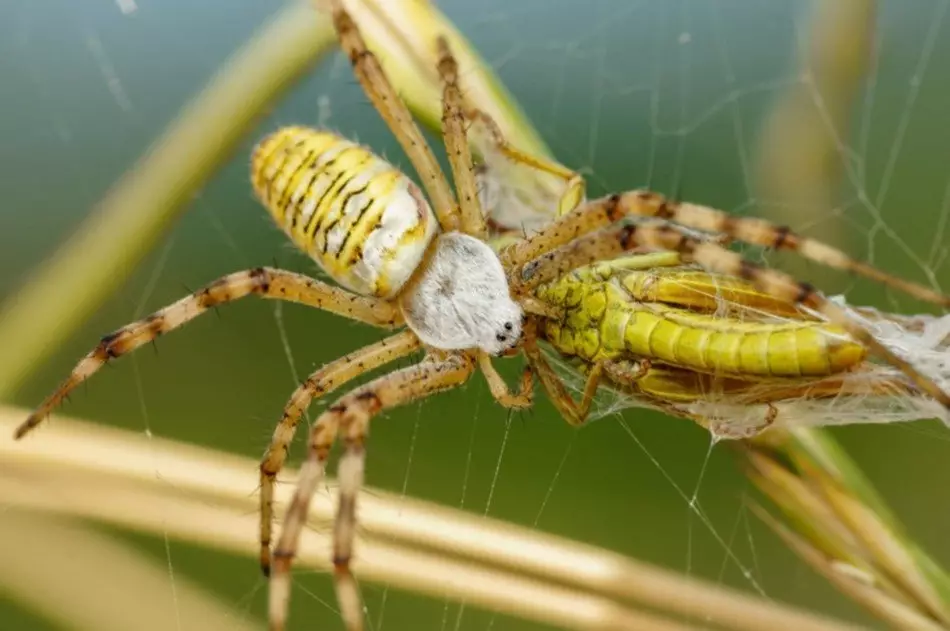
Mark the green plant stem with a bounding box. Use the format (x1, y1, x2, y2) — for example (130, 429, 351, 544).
(0, 3, 335, 398)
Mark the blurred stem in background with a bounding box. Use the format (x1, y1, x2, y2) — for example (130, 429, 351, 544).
(1, 0, 948, 629)
(746, 2, 950, 629)
(754, 0, 874, 257)
(0, 509, 262, 631)
(0, 3, 335, 397)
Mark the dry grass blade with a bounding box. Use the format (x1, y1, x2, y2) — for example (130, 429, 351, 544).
(0, 406, 863, 631)
(743, 1, 950, 628)
(0, 510, 262, 631)
(4, 0, 948, 629)
(751, 505, 946, 631)
(743, 429, 950, 630)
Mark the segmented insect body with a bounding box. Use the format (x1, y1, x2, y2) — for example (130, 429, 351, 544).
(251, 127, 439, 299)
(537, 256, 867, 380)
(533, 254, 950, 433)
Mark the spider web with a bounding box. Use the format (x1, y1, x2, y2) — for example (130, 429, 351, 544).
(2, 1, 950, 630)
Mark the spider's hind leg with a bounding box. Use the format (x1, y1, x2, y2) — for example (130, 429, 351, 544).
(14, 267, 400, 439)
(258, 330, 421, 577)
(269, 352, 476, 631)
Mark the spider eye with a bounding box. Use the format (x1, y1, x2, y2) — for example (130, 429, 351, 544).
(496, 333, 507, 342)
(504, 321, 513, 331)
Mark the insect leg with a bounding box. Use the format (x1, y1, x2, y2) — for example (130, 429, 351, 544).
(521, 322, 601, 426)
(469, 108, 586, 219)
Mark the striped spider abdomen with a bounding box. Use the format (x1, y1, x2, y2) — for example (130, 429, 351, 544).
(251, 126, 439, 298)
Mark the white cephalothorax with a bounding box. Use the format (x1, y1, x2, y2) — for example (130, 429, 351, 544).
(400, 232, 523, 355)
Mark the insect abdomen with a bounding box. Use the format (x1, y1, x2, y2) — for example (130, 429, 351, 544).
(538, 274, 866, 378)
(616, 305, 865, 377)
(251, 126, 438, 298)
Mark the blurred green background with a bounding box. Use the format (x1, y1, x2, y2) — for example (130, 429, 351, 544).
(2, 0, 949, 628)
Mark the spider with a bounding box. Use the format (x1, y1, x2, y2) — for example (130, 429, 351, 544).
(14, 1, 950, 630)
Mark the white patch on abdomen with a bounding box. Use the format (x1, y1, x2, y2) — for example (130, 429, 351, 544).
(354, 178, 437, 296)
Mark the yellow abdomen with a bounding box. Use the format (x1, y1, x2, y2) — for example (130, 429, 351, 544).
(251, 127, 438, 298)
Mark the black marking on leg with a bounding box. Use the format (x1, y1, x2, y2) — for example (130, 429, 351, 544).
(355, 391, 380, 405)
(332, 553, 351, 569)
(197, 288, 215, 310)
(795, 281, 817, 305)
(619, 224, 638, 250)
(660, 224, 693, 253)
(772, 225, 791, 249)
(250, 266, 270, 293)
(100, 330, 121, 347)
(738, 260, 758, 281)
(145, 313, 166, 337)
(603, 193, 623, 221)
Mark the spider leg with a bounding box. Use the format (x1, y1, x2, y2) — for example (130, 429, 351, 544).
(627, 190, 950, 308)
(502, 193, 635, 268)
(521, 222, 950, 409)
(327, 0, 460, 232)
(436, 37, 485, 238)
(503, 191, 950, 307)
(13, 267, 401, 439)
(269, 352, 476, 631)
(258, 329, 421, 576)
(477, 351, 533, 408)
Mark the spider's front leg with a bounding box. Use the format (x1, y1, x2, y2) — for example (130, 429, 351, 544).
(436, 36, 485, 238)
(268, 353, 476, 631)
(502, 190, 950, 308)
(327, 0, 458, 231)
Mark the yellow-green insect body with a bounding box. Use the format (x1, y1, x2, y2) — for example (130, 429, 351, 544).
(533, 255, 950, 434)
(251, 127, 438, 298)
(536, 255, 867, 380)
